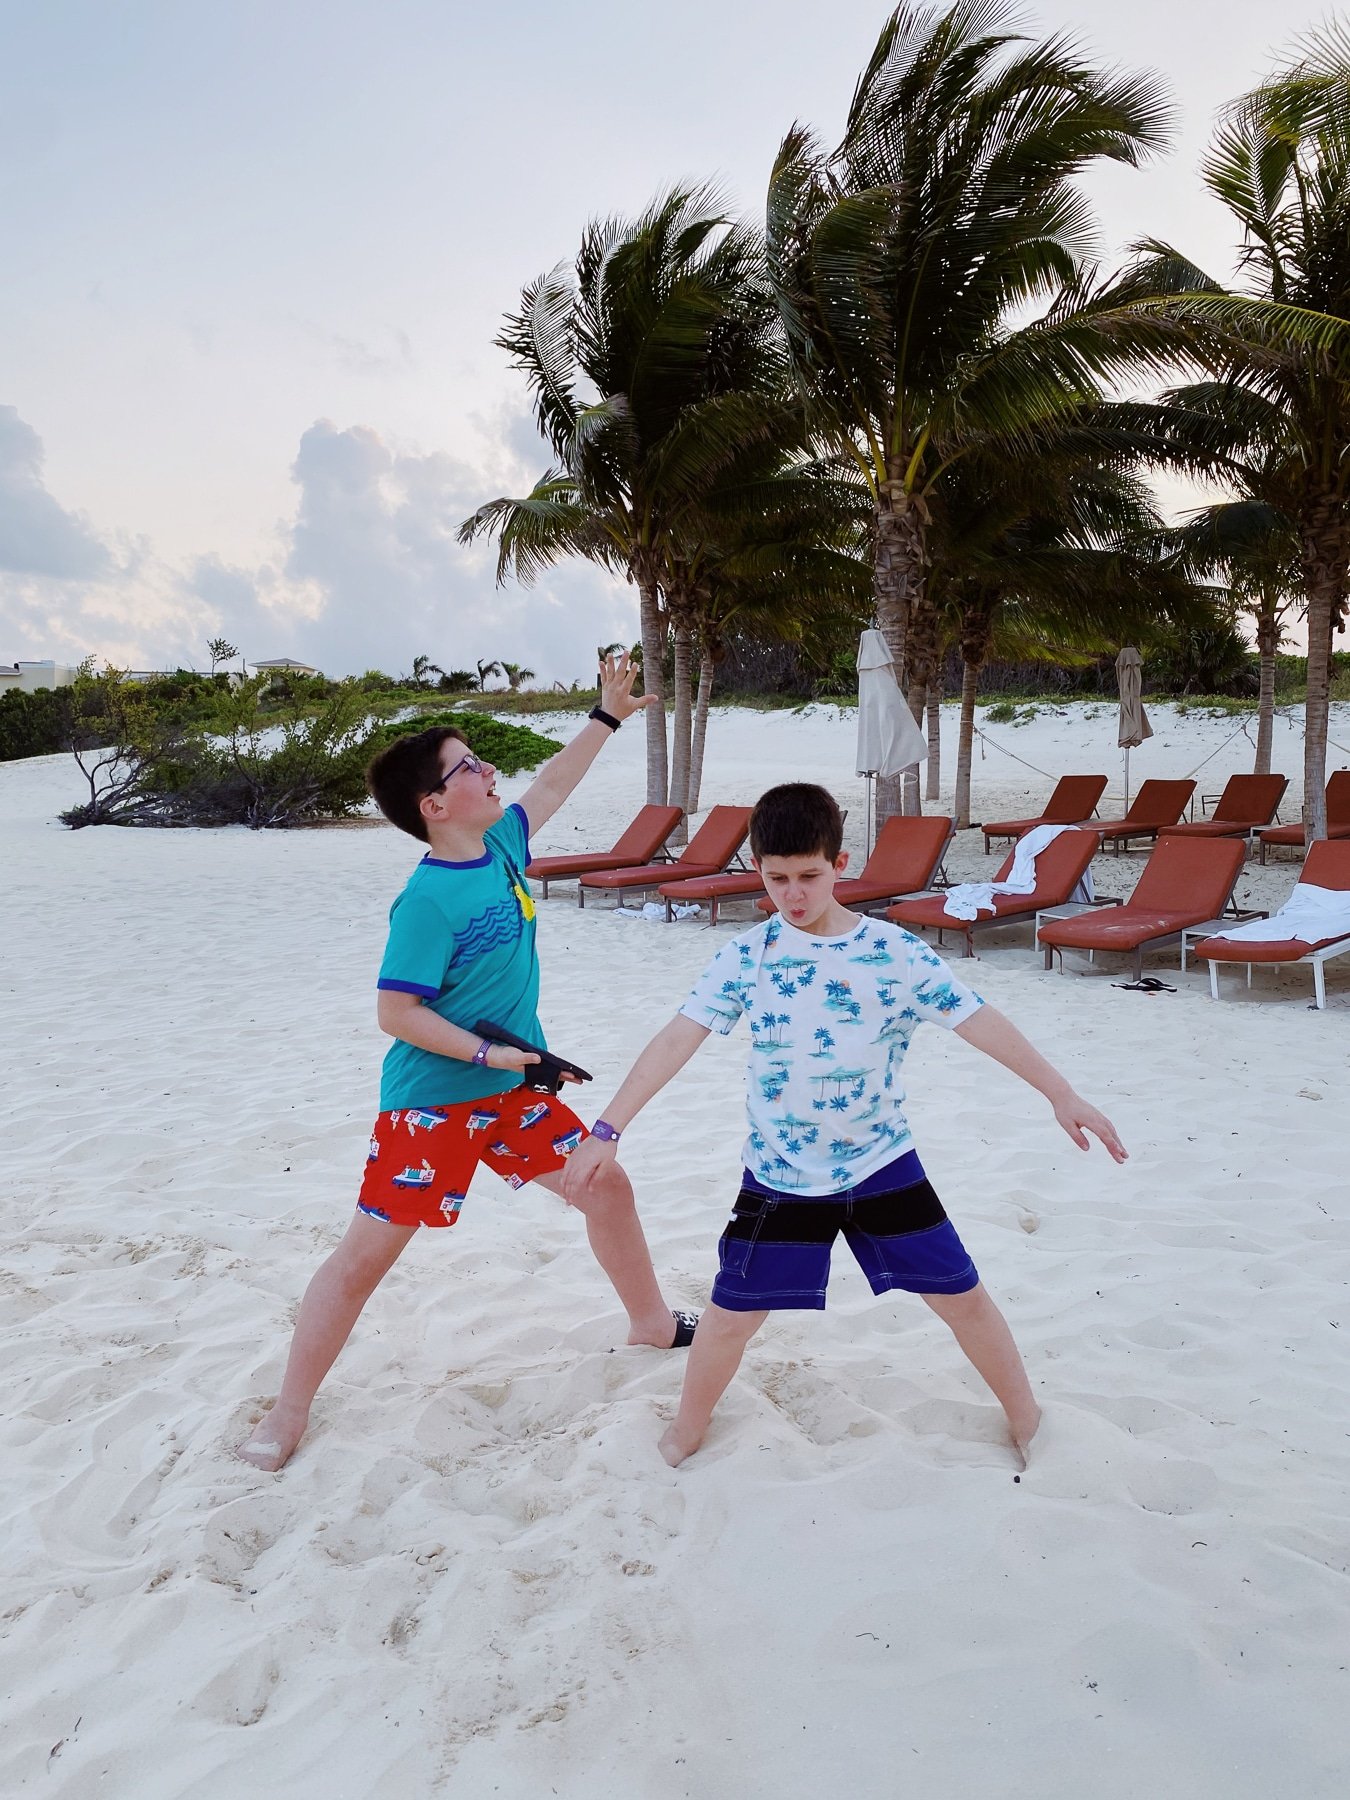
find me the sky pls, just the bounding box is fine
[0,0,1333,683]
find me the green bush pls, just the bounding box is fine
[0,686,75,760]
[61,677,377,829]
[361,710,562,777]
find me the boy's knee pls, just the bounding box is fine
[703,1303,766,1341]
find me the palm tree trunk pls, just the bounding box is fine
[638,574,668,806]
[873,472,927,825]
[688,647,715,815]
[1300,497,1348,842]
[925,666,942,801]
[1254,605,1277,776]
[902,596,941,816]
[955,603,992,831]
[669,615,695,838]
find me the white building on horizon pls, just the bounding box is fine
[0,660,82,694]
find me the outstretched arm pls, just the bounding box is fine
[561,1014,711,1202]
[517,652,656,834]
[954,1005,1128,1163]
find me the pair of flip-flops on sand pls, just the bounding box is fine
[1112,976,1176,993]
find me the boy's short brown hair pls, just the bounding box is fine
[749,783,844,862]
[366,726,468,842]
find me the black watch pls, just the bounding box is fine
[588,705,621,731]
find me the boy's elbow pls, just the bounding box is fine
[376,991,420,1036]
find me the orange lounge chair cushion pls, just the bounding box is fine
[528,851,647,877]
[1159,819,1265,838]
[1259,821,1350,847]
[659,871,764,900]
[1194,931,1350,965]
[1038,907,1216,952]
[583,860,721,889]
[983,777,1108,836]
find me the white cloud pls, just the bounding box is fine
[0,404,638,682]
[0,405,110,580]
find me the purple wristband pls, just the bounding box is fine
[590,1119,622,1143]
[472,1039,493,1066]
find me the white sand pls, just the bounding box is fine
[2,703,1347,1799]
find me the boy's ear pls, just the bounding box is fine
[835,851,850,874]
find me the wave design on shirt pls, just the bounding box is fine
[451,894,526,964]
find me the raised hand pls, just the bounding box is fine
[598,651,658,722]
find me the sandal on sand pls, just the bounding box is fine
[1112,976,1176,993]
[671,1309,700,1348]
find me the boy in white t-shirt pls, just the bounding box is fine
[563,783,1127,1468]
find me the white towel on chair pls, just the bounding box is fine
[1200,886,1350,947]
[942,824,1087,921]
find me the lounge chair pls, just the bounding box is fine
[526,804,683,897]
[1194,839,1350,1009]
[1159,773,1288,843]
[1087,779,1196,853]
[1257,771,1350,863]
[980,776,1108,854]
[578,804,752,908]
[887,826,1099,956]
[661,815,957,927]
[1037,835,1248,981]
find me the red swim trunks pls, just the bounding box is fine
[357,1089,589,1228]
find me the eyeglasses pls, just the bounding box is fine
[424,750,485,796]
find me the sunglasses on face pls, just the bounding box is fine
[424,750,485,796]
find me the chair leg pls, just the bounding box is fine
[1208,962,1219,1001]
[578,887,585,908]
[1133,948,1143,982]
[1314,962,1326,1009]
[1043,944,1053,970]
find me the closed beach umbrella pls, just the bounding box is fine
[857,629,928,848]
[1115,646,1153,812]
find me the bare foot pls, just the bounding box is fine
[658,1423,704,1467]
[1011,1404,1042,1469]
[628,1308,697,1350]
[237,1402,309,1472]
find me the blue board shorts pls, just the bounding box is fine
[711,1149,978,1312]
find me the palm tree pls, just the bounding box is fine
[459,187,778,807]
[475,658,502,691]
[498,662,536,692]
[926,427,1217,826]
[410,653,443,690]
[1161,496,1302,774]
[1130,29,1350,839]
[764,1,1172,819]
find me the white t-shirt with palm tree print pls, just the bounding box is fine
[679,912,983,1195]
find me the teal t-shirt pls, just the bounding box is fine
[376,802,543,1110]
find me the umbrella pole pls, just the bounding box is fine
[864,773,874,856]
[1124,746,1131,815]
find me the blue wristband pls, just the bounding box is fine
[590,1119,622,1143]
[472,1039,493,1066]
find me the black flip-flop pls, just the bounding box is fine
[671,1309,700,1348]
[1111,976,1176,993]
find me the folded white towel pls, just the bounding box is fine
[1201,886,1350,948]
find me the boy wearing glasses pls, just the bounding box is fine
[239,655,694,1471]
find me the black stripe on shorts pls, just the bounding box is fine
[726,1179,949,1243]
